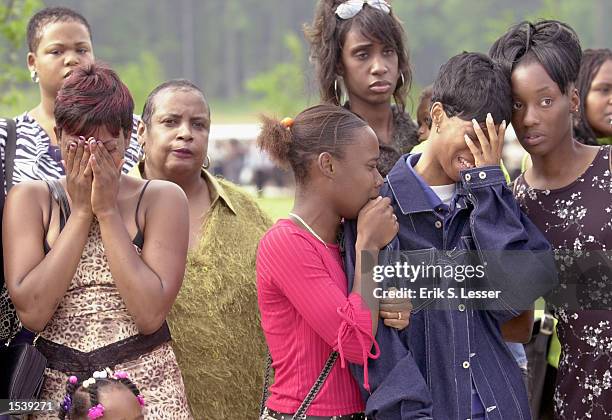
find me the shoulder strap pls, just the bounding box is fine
[4,118,17,192]
[260,350,339,419]
[133,180,152,248]
[46,179,71,231]
[292,352,339,419]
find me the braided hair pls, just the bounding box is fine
[58,372,143,419]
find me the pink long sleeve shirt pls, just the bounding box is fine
[257,219,379,416]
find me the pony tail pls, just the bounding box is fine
[257,115,294,169]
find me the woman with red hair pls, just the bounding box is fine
[3,64,192,419]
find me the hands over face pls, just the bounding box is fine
[464,113,506,168]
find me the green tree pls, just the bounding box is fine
[0,0,42,107]
[115,51,164,114]
[245,32,309,117]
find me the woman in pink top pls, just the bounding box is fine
[257,104,401,419]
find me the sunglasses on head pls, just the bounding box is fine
[335,0,391,20]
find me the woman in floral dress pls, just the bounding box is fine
[491,20,612,419]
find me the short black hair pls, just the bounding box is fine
[141,79,209,127]
[489,20,582,95]
[431,52,512,124]
[574,48,612,144]
[27,7,92,52]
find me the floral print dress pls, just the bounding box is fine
[514,146,612,420]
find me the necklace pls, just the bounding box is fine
[288,212,329,249]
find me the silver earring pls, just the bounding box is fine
[202,155,211,169]
[30,70,39,83]
[399,72,405,87]
[334,79,341,104]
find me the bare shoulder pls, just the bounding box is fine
[139,179,188,213]
[6,179,50,207]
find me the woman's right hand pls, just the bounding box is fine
[64,136,94,219]
[355,196,399,250]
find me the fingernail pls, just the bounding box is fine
[472,119,478,126]
[464,134,470,141]
[486,113,493,122]
[502,120,507,128]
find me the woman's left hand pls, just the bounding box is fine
[379,288,412,330]
[90,139,123,218]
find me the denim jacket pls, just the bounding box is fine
[343,154,557,420]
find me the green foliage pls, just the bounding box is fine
[395,0,599,59]
[0,0,608,121]
[115,51,165,114]
[255,194,294,222]
[0,0,42,107]
[245,33,309,117]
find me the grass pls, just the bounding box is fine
[255,195,294,222]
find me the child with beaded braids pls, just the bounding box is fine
[59,370,144,420]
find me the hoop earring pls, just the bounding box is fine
[399,72,405,87]
[334,79,341,104]
[202,155,211,169]
[30,70,39,83]
[139,145,146,163]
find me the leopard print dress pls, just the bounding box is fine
[32,217,193,419]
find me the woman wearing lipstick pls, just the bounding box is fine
[3,64,192,419]
[575,48,612,146]
[491,20,612,420]
[305,0,419,176]
[134,80,272,419]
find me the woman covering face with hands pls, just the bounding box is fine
[3,64,192,419]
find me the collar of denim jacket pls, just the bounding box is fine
[384,153,441,215]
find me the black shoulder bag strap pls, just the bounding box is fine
[46,179,71,230]
[4,118,17,193]
[260,350,339,420]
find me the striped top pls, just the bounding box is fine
[0,113,141,190]
[257,219,378,416]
